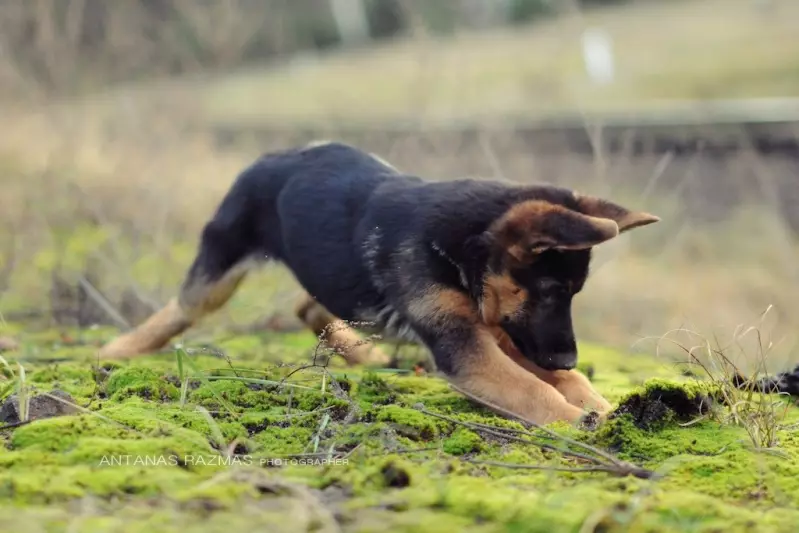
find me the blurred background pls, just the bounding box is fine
[0,0,797,372]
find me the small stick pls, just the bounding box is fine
[418,407,604,466]
[445,380,636,468]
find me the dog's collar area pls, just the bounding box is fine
[430,240,469,291]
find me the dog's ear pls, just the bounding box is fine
[572,193,660,233]
[488,200,619,263]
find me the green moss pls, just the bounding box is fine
[590,413,743,463]
[357,371,398,406]
[11,414,137,452]
[2,326,799,531]
[252,426,315,455]
[375,405,440,441]
[292,388,344,413]
[143,406,250,443]
[189,380,266,409]
[442,428,484,455]
[105,367,179,402]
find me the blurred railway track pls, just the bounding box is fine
[210,98,799,233]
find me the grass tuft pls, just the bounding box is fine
[642,307,793,450]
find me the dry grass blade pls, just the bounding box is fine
[16,362,29,422]
[639,310,793,450]
[442,380,645,469]
[465,459,628,475]
[195,405,227,453]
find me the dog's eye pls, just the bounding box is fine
[511,287,522,295]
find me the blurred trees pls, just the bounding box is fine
[0,0,635,95]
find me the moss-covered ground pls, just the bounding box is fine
[0,323,798,533]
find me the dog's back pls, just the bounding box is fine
[211,142,421,320]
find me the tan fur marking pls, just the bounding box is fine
[294,294,389,366]
[490,327,611,413]
[180,262,252,321]
[489,200,555,262]
[492,200,554,234]
[407,286,476,325]
[573,193,660,233]
[489,200,618,262]
[480,273,528,326]
[99,261,255,360]
[450,326,586,425]
[98,298,192,359]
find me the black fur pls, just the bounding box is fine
[501,249,591,371]
[183,142,594,375]
[734,365,799,397]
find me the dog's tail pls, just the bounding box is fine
[731,364,799,396]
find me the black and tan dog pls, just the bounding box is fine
[98,141,659,426]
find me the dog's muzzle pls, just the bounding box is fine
[535,352,577,371]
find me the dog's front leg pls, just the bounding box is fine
[448,328,587,425]
[405,287,586,425]
[419,327,586,425]
[491,327,611,414]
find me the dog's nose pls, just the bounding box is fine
[540,353,577,371]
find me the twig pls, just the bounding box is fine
[417,380,655,479]
[0,419,33,431]
[444,380,635,468]
[76,275,130,329]
[418,405,652,478]
[272,445,442,461]
[416,405,603,466]
[465,459,633,476]
[343,443,362,459]
[203,375,323,393]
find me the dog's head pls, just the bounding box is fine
[474,191,659,371]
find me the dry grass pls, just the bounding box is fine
[641,307,794,451]
[0,0,798,373]
[191,0,799,125]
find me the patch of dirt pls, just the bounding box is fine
[0,389,79,425]
[609,385,715,431]
[380,461,411,488]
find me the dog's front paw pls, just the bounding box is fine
[576,409,607,431]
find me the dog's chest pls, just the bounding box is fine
[355,304,421,345]
[356,226,423,344]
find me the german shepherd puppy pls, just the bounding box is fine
[99,141,659,426]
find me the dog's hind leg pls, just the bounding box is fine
[294,293,390,366]
[98,215,258,360]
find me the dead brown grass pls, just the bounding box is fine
[194,0,799,125]
[0,0,798,373]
